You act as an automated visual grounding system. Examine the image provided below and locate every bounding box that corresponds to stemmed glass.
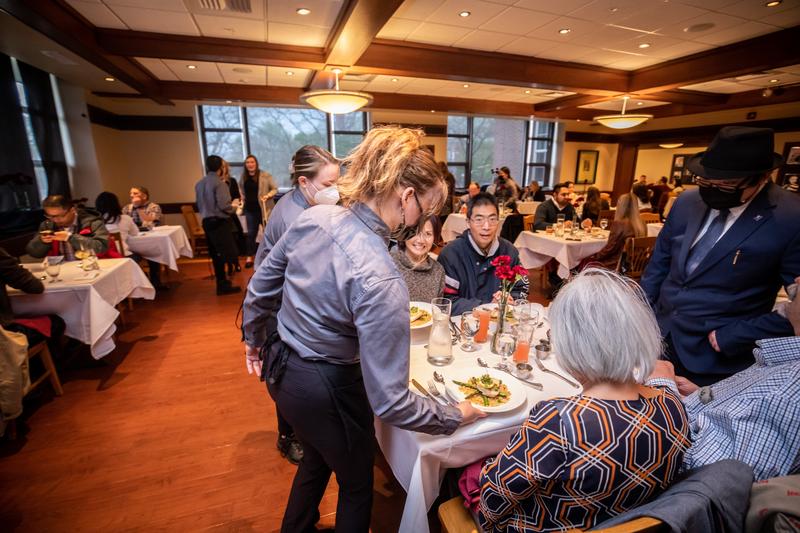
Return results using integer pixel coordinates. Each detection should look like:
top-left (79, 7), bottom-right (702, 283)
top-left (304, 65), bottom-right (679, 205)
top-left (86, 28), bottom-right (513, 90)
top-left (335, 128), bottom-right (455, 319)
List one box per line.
top-left (496, 328), bottom-right (516, 371)
top-left (45, 256), bottom-right (63, 283)
top-left (460, 311), bottom-right (480, 352)
top-left (599, 218), bottom-right (609, 231)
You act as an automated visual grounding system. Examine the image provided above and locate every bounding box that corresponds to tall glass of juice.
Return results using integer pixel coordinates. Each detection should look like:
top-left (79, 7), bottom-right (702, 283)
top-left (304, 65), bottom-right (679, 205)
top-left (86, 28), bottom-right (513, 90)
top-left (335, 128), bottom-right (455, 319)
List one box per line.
top-left (473, 308), bottom-right (491, 343)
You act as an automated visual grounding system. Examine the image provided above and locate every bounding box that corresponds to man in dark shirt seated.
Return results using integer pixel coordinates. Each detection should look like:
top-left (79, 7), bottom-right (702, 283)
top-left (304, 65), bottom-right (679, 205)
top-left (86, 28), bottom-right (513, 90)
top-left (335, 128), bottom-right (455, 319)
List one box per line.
top-left (26, 195), bottom-right (109, 261)
top-left (437, 193), bottom-right (528, 315)
top-left (533, 182), bottom-right (576, 230)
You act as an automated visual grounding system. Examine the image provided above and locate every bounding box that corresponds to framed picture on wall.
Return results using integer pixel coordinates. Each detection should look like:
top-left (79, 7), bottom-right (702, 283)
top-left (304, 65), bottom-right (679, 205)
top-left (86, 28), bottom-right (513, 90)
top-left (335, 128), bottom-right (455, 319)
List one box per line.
top-left (575, 150), bottom-right (599, 184)
top-left (670, 153), bottom-right (695, 185)
top-left (777, 141), bottom-right (800, 194)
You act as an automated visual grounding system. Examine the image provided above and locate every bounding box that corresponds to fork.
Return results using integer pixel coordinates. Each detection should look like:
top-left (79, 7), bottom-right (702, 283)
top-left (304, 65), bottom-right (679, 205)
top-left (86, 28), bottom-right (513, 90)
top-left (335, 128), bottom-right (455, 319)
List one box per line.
top-left (478, 357), bottom-right (543, 391)
top-left (427, 379), bottom-right (455, 406)
top-left (433, 371), bottom-right (461, 404)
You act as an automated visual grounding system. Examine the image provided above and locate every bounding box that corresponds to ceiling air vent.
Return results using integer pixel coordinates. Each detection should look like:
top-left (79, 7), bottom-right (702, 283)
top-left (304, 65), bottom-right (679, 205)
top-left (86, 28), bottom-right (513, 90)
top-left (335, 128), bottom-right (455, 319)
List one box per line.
top-left (196, 0), bottom-right (252, 13)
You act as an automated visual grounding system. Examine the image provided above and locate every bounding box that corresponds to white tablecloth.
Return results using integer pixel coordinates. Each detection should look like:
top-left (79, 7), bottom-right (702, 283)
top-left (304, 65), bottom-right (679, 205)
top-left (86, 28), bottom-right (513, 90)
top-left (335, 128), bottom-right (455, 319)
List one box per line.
top-left (9, 259), bottom-right (155, 358)
top-left (514, 230), bottom-right (609, 278)
top-left (442, 214), bottom-right (509, 242)
top-left (127, 225), bottom-right (193, 271)
top-left (376, 318), bottom-right (579, 533)
top-left (647, 223), bottom-right (664, 237)
top-left (516, 201), bottom-right (540, 215)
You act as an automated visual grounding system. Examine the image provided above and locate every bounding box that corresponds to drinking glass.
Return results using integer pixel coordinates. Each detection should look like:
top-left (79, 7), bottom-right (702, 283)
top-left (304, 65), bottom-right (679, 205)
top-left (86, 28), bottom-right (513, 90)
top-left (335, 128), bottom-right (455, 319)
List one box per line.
top-left (473, 308), bottom-right (491, 343)
top-left (556, 214), bottom-right (566, 225)
top-left (45, 255), bottom-right (63, 283)
top-left (600, 218), bottom-right (609, 231)
top-left (554, 222), bottom-right (564, 237)
top-left (513, 299), bottom-right (531, 323)
top-left (496, 330), bottom-right (516, 371)
top-left (513, 323), bottom-right (535, 364)
top-left (428, 298), bottom-right (453, 365)
top-left (460, 311), bottom-right (480, 352)
top-left (545, 224), bottom-right (554, 235)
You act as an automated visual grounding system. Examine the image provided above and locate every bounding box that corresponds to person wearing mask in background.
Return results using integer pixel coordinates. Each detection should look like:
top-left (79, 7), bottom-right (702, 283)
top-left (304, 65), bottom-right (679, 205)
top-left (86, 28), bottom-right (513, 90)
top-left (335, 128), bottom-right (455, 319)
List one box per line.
top-left (390, 214), bottom-right (446, 303)
top-left (458, 182), bottom-right (480, 213)
top-left (253, 145), bottom-right (339, 270)
top-left (243, 127), bottom-right (484, 532)
top-left (27, 195), bottom-right (109, 260)
top-left (249, 145), bottom-right (339, 465)
top-left (240, 154), bottom-right (278, 268)
top-left (195, 155), bottom-right (240, 296)
top-left (438, 192), bottom-right (528, 315)
top-left (579, 194), bottom-right (645, 271)
top-left (123, 186), bottom-right (162, 230)
top-left (580, 186), bottom-right (609, 226)
top-left (219, 160), bottom-right (244, 276)
top-left (642, 126), bottom-right (800, 385)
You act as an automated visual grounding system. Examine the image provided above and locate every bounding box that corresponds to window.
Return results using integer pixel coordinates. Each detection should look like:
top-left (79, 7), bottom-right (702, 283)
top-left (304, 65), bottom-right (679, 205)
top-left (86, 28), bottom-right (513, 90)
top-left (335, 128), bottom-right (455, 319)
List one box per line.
top-left (446, 115), bottom-right (470, 187)
top-left (471, 117), bottom-right (526, 186)
top-left (524, 120), bottom-right (554, 187)
top-left (198, 105), bottom-right (362, 189)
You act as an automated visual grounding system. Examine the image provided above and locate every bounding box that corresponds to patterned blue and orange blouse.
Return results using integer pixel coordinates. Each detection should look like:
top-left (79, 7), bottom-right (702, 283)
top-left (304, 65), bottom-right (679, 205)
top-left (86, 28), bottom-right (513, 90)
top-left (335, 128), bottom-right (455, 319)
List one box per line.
top-left (478, 386), bottom-right (690, 533)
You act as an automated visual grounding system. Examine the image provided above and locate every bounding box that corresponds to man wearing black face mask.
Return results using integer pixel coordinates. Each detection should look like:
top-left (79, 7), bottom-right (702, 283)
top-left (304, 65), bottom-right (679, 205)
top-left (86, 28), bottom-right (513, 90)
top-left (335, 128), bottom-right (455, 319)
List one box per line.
top-left (642, 126), bottom-right (800, 385)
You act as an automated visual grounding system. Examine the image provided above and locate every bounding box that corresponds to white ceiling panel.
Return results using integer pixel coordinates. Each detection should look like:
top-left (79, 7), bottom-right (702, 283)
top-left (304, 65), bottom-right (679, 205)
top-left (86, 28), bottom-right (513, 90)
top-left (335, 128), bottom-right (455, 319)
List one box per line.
top-left (66, 1), bottom-right (127, 29)
top-left (161, 59), bottom-right (223, 82)
top-left (452, 29), bottom-right (518, 51)
top-left (217, 63), bottom-right (267, 85)
top-left (394, 0), bottom-right (443, 21)
top-left (107, 6), bottom-right (200, 35)
top-left (737, 73), bottom-right (800, 87)
top-left (134, 57), bottom-right (179, 80)
top-left (498, 36), bottom-right (556, 56)
top-left (673, 0), bottom-right (739, 10)
top-left (339, 80), bottom-right (369, 91)
top-left (578, 48), bottom-right (644, 67)
top-left (266, 66), bottom-right (313, 87)
top-left (647, 40), bottom-right (713, 60)
top-left (104, 0), bottom-right (188, 11)
top-left (723, 0), bottom-right (800, 20)
top-left (406, 22), bottom-right (472, 45)
top-left (606, 55), bottom-right (664, 70)
top-left (193, 14), bottom-right (266, 41)
top-left (760, 5), bottom-right (800, 27)
top-left (680, 80), bottom-right (754, 93)
top-left (527, 16), bottom-right (599, 43)
top-left (615, 2), bottom-right (706, 33)
top-left (364, 75), bottom-right (415, 92)
top-left (777, 64), bottom-right (800, 75)
top-left (567, 0), bottom-right (642, 25)
top-left (266, 0), bottom-right (344, 27)
top-left (536, 42), bottom-right (594, 62)
top-left (267, 22), bottom-right (330, 46)
top-left (481, 7), bottom-right (557, 36)
top-left (512, 0), bottom-right (594, 16)
top-left (376, 18), bottom-right (420, 40)
top-left (567, 23), bottom-right (647, 48)
top-left (692, 20), bottom-right (777, 46)
top-left (656, 11), bottom-right (746, 40)
top-left (426, 0), bottom-right (508, 28)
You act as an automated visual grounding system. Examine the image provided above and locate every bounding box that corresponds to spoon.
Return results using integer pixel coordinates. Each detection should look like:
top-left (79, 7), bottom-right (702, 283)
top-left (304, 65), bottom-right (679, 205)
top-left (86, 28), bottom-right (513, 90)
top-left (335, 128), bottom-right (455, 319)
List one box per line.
top-left (478, 357), bottom-right (543, 390)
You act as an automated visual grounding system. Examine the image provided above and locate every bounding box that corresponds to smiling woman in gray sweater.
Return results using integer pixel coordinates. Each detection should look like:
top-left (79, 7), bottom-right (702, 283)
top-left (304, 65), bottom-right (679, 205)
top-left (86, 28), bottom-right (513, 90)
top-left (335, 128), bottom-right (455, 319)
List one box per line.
top-left (390, 215), bottom-right (445, 303)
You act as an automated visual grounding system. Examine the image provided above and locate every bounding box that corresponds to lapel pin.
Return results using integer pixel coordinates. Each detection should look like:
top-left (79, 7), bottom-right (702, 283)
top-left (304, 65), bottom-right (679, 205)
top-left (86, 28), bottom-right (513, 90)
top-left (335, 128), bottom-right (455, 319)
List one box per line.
top-left (754, 215), bottom-right (763, 221)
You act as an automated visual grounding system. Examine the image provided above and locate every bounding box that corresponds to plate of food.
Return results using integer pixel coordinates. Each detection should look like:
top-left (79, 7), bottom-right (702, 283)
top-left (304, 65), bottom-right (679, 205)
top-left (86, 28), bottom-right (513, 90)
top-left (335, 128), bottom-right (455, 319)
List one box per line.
top-left (409, 301), bottom-right (433, 329)
top-left (446, 367), bottom-right (527, 413)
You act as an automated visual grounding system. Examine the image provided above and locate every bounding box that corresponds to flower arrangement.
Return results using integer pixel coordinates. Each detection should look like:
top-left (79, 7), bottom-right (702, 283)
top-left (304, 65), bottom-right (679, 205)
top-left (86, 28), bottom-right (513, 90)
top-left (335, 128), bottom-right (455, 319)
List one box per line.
top-left (490, 255), bottom-right (527, 353)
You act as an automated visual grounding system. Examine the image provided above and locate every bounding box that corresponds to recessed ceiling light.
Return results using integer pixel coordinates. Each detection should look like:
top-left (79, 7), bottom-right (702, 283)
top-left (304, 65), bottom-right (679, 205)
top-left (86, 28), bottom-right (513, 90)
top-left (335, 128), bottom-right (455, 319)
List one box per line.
top-left (187, 64), bottom-right (197, 69)
top-left (296, 8), bottom-right (311, 15)
top-left (226, 100), bottom-right (232, 104)
top-left (769, 78), bottom-right (779, 83)
top-left (576, 119), bottom-right (581, 122)
top-left (430, 109), bottom-right (435, 113)
top-left (391, 78), bottom-right (398, 82)
top-left (459, 11), bottom-right (471, 17)
top-left (524, 90), bottom-right (531, 94)
top-left (638, 43), bottom-right (651, 49)
top-left (104, 76), bottom-right (115, 82)
top-left (286, 71), bottom-right (294, 76)
top-left (463, 83), bottom-right (469, 88)
top-left (637, 101), bottom-right (644, 105)
top-left (609, 7), bottom-right (619, 12)
top-left (558, 28), bottom-right (571, 34)
top-left (765, 1), bottom-right (782, 7)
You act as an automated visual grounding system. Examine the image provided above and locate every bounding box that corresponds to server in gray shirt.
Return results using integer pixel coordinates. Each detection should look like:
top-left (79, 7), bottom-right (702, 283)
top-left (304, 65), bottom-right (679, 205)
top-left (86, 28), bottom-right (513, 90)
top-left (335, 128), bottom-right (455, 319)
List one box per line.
top-left (243, 127), bottom-right (484, 533)
top-left (194, 155), bottom-right (240, 295)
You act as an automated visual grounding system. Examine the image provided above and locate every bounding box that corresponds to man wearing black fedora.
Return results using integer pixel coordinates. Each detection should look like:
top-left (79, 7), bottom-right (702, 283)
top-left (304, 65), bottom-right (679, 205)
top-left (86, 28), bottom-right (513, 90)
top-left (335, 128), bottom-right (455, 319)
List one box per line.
top-left (642, 126), bottom-right (800, 385)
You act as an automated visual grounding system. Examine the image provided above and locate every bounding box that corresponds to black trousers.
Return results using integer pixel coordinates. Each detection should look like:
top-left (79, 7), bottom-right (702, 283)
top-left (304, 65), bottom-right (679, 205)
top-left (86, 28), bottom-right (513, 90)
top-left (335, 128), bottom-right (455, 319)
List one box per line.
top-left (267, 345), bottom-right (374, 533)
top-left (243, 209), bottom-right (262, 257)
top-left (202, 217), bottom-right (238, 285)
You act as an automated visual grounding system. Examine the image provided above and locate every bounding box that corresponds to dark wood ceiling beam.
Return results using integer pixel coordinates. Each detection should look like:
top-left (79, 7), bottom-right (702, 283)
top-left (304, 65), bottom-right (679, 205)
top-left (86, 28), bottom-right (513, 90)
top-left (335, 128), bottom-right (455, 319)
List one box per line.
top-left (633, 89), bottom-right (728, 106)
top-left (630, 25), bottom-right (800, 93)
top-left (0, 0), bottom-right (170, 104)
top-left (353, 39), bottom-right (628, 95)
top-left (96, 29), bottom-right (326, 69)
top-left (157, 81), bottom-right (304, 103)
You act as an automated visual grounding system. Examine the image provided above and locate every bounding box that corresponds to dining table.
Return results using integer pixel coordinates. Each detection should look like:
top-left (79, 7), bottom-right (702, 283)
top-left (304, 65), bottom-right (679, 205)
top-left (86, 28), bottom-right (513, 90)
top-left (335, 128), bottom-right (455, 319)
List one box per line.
top-left (647, 222), bottom-right (664, 237)
top-left (375, 311), bottom-right (579, 533)
top-left (441, 213), bottom-right (509, 242)
top-left (9, 258), bottom-right (155, 358)
top-left (516, 201), bottom-right (540, 215)
top-left (514, 230), bottom-right (609, 278)
top-left (126, 225), bottom-right (193, 271)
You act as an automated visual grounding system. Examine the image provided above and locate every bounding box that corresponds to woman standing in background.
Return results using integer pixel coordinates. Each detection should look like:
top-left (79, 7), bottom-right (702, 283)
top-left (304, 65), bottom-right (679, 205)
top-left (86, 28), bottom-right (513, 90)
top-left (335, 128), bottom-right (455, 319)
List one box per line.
top-left (240, 154), bottom-right (277, 269)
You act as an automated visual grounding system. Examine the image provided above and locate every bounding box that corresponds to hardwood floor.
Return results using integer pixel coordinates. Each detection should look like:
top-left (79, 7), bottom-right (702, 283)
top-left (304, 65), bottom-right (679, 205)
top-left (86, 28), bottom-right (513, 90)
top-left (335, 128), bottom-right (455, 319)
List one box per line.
top-left (1, 259), bottom-right (549, 532)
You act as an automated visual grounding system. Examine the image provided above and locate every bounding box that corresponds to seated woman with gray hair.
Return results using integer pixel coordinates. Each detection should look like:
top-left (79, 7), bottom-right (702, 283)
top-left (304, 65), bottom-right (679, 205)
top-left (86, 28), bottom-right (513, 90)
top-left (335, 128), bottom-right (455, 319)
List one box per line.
top-left (478, 268), bottom-right (690, 533)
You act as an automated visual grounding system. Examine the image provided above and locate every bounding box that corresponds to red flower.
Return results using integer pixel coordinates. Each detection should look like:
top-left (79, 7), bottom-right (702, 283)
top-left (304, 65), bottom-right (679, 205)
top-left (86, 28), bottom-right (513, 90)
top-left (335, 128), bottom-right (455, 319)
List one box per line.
top-left (491, 255), bottom-right (511, 268)
top-left (495, 265), bottom-right (514, 281)
top-left (512, 265), bottom-right (528, 278)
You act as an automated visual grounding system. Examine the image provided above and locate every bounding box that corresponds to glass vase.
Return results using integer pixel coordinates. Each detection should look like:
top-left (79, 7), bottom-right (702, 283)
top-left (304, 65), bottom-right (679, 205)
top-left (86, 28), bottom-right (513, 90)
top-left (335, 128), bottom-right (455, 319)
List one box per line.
top-left (490, 297), bottom-right (509, 354)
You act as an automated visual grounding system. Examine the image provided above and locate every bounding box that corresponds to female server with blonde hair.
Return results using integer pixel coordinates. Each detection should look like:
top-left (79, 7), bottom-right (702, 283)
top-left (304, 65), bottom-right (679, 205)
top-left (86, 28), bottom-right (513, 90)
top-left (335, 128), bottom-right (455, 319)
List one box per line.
top-left (243, 127), bottom-right (484, 532)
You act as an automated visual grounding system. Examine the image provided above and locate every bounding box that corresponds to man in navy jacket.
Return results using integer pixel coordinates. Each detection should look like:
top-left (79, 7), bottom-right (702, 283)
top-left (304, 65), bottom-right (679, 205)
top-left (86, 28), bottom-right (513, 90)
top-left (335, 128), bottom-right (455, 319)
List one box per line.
top-left (438, 192), bottom-right (528, 315)
top-left (642, 127), bottom-right (800, 385)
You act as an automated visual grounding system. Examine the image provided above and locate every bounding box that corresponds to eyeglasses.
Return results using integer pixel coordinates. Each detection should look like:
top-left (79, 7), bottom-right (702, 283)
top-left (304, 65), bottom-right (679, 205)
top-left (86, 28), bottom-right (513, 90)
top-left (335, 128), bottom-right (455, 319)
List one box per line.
top-left (44, 210), bottom-right (72, 220)
top-left (470, 215), bottom-right (500, 226)
top-left (693, 175), bottom-right (749, 193)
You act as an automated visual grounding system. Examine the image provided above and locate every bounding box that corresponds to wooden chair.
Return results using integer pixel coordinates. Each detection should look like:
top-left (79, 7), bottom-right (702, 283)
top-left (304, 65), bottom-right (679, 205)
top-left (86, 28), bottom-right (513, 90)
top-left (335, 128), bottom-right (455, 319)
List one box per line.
top-left (438, 496), bottom-right (665, 533)
top-left (523, 215), bottom-right (535, 232)
top-left (25, 341), bottom-right (64, 397)
top-left (108, 231), bottom-right (124, 256)
top-left (640, 213), bottom-right (660, 224)
top-left (599, 209), bottom-right (615, 223)
top-left (181, 205), bottom-right (208, 255)
top-left (617, 236), bottom-right (658, 281)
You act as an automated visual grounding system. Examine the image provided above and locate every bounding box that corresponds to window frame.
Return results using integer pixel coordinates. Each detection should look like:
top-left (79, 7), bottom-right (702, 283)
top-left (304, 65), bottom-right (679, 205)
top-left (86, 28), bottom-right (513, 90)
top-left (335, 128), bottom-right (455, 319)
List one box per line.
top-left (523, 120), bottom-right (554, 188)
top-left (446, 115), bottom-right (472, 188)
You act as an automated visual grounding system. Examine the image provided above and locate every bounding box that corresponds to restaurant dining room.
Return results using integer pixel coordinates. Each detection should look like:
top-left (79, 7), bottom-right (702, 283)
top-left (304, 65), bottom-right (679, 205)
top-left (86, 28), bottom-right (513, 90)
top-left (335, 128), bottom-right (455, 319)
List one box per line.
top-left (2, 0), bottom-right (800, 532)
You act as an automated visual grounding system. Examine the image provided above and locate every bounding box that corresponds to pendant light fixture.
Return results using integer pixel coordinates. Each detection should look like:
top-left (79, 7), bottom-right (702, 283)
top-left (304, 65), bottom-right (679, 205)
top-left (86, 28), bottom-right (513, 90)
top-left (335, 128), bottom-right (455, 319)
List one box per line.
top-left (299, 69), bottom-right (373, 114)
top-left (594, 96), bottom-right (653, 129)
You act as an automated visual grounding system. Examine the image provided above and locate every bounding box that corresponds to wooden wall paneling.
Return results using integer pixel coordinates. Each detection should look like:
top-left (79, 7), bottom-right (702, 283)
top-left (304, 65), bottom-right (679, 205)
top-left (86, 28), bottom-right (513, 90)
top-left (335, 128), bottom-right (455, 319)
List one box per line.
top-left (612, 142), bottom-right (639, 201)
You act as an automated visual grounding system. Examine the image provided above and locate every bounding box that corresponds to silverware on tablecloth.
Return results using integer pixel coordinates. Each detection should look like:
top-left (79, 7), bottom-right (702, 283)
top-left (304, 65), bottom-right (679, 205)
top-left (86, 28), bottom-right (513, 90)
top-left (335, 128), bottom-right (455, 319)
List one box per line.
top-left (427, 379), bottom-right (454, 406)
top-left (478, 357), bottom-right (543, 391)
top-left (432, 371), bottom-right (461, 404)
top-left (411, 378), bottom-right (434, 400)
top-left (532, 347), bottom-right (580, 388)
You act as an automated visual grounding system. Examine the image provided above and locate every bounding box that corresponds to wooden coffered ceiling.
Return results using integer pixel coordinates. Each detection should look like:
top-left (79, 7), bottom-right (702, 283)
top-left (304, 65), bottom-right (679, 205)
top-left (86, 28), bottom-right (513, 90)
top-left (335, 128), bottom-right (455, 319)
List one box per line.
top-left (1, 0), bottom-right (799, 123)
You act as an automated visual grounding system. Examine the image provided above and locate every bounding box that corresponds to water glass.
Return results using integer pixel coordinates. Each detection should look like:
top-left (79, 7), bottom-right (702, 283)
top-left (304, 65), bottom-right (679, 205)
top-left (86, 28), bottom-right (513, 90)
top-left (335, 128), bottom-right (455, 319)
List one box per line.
top-left (45, 255), bottom-right (63, 283)
top-left (600, 218), bottom-right (609, 231)
top-left (496, 328), bottom-right (516, 371)
top-left (428, 298), bottom-right (453, 366)
top-left (460, 311), bottom-right (480, 352)
top-left (556, 214), bottom-right (566, 225)
top-left (513, 299), bottom-right (531, 322)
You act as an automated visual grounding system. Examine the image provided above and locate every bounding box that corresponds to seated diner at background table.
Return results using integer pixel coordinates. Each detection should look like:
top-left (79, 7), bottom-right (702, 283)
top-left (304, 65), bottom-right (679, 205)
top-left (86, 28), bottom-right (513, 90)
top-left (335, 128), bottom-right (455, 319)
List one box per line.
top-left (122, 185), bottom-right (161, 229)
top-left (478, 268), bottom-right (689, 533)
top-left (578, 193), bottom-right (645, 271)
top-left (242, 126), bottom-right (485, 532)
top-left (532, 182), bottom-right (576, 231)
top-left (26, 195), bottom-right (110, 260)
top-left (438, 192), bottom-right (528, 315)
top-left (579, 186), bottom-right (610, 226)
top-left (520, 180), bottom-right (545, 202)
top-left (632, 182), bottom-right (654, 212)
top-left (457, 181), bottom-right (481, 213)
top-left (95, 191), bottom-right (167, 291)
top-left (390, 214), bottom-right (445, 303)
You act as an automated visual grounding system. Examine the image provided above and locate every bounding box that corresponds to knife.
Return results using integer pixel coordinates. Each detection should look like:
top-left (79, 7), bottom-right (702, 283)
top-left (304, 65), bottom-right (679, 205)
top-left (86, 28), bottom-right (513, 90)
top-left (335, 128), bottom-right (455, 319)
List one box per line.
top-left (494, 364), bottom-right (544, 391)
top-left (411, 378), bottom-right (434, 399)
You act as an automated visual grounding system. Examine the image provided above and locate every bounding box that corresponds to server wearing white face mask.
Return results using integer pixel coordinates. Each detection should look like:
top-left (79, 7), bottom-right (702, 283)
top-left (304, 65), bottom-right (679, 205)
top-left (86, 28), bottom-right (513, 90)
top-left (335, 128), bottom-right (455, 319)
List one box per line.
top-left (253, 146), bottom-right (340, 270)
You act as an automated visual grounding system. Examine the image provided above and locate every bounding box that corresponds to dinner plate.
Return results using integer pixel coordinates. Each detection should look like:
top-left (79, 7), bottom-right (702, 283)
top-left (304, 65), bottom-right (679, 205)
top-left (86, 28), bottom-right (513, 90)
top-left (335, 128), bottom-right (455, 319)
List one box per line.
top-left (409, 301), bottom-right (433, 329)
top-left (443, 367), bottom-right (527, 414)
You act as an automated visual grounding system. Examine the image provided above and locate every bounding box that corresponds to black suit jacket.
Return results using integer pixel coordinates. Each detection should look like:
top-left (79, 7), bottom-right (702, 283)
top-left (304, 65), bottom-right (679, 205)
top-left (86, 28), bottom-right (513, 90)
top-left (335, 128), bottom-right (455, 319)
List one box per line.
top-left (0, 247), bottom-right (44, 326)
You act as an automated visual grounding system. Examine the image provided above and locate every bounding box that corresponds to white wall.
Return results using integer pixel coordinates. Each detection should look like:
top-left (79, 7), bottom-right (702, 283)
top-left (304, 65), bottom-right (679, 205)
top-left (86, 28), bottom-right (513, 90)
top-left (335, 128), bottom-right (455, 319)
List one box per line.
top-left (57, 81), bottom-right (105, 202)
top-left (635, 146), bottom-right (706, 184)
top-left (559, 142), bottom-right (619, 192)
